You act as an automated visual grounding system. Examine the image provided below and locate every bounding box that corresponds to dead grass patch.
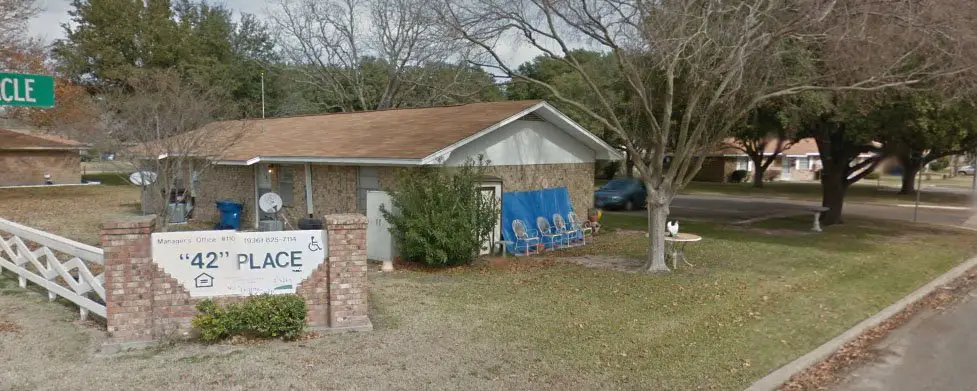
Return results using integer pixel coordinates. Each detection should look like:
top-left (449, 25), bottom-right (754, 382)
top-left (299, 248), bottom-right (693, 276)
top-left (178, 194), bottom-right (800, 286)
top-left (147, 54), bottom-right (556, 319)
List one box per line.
top-left (0, 319), bottom-right (21, 333)
top-left (0, 185), bottom-right (141, 245)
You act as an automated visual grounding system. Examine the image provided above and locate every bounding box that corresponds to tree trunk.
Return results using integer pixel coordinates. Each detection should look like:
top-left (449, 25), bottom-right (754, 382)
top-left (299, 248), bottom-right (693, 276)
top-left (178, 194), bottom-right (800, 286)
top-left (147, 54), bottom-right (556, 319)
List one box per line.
top-left (899, 163), bottom-right (921, 195)
top-left (752, 168), bottom-right (765, 188)
top-left (820, 169), bottom-right (847, 225)
top-left (645, 197), bottom-right (670, 273)
top-left (625, 152), bottom-right (634, 178)
top-left (749, 154), bottom-right (766, 188)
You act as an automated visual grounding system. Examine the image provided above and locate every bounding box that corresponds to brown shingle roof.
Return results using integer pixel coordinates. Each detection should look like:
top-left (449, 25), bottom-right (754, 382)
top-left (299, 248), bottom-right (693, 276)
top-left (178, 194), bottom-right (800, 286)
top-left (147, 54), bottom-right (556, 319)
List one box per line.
top-left (0, 128), bottom-right (85, 150)
top-left (174, 100), bottom-right (543, 161)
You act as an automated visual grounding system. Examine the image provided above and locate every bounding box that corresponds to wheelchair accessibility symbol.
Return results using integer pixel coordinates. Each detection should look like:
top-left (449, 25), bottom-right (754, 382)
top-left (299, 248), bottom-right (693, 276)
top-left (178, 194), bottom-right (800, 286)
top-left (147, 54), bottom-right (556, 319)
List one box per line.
top-left (308, 236), bottom-right (323, 252)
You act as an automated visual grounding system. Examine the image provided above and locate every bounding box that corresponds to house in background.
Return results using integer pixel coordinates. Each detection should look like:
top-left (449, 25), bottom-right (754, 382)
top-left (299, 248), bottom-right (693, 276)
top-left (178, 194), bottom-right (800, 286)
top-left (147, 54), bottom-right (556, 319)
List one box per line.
top-left (0, 128), bottom-right (86, 186)
top-left (135, 100), bottom-right (622, 230)
top-left (695, 138), bottom-right (881, 183)
top-left (695, 138), bottom-right (821, 182)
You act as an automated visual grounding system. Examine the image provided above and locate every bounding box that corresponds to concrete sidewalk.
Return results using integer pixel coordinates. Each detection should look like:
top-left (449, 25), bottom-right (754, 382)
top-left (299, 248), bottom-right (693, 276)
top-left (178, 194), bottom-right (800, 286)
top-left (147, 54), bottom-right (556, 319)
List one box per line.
top-left (833, 288), bottom-right (977, 391)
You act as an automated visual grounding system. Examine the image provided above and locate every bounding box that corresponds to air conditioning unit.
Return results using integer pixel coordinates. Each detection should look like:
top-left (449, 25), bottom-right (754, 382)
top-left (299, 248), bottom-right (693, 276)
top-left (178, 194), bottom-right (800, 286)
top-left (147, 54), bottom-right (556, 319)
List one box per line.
top-left (167, 203), bottom-right (188, 224)
top-left (258, 220), bottom-right (283, 232)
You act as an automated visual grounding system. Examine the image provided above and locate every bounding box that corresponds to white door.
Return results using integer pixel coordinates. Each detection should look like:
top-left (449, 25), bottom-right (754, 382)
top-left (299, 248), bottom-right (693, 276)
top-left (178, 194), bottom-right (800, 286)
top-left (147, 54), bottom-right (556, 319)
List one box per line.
top-left (366, 190), bottom-right (397, 261)
top-left (781, 157), bottom-right (796, 180)
top-left (479, 181), bottom-right (503, 255)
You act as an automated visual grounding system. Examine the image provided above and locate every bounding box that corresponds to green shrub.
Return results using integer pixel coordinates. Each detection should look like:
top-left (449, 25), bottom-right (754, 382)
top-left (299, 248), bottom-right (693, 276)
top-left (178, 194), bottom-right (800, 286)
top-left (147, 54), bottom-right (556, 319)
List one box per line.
top-left (382, 157), bottom-right (500, 266)
top-left (728, 170), bottom-right (749, 183)
top-left (192, 294), bottom-right (306, 342)
top-left (929, 157), bottom-right (950, 172)
top-left (193, 299), bottom-right (232, 342)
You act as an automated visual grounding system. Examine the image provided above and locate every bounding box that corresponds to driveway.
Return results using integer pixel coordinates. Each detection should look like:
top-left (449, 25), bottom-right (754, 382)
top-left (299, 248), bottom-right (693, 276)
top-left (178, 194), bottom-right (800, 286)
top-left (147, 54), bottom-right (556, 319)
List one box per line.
top-left (607, 194), bottom-right (974, 227)
top-left (832, 288), bottom-right (977, 391)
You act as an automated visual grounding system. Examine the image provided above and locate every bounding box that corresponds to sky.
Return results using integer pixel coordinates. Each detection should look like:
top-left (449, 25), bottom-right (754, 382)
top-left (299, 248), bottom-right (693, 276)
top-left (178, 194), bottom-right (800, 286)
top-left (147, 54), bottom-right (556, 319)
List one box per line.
top-left (29, 0), bottom-right (268, 42)
top-left (27, 0), bottom-right (541, 67)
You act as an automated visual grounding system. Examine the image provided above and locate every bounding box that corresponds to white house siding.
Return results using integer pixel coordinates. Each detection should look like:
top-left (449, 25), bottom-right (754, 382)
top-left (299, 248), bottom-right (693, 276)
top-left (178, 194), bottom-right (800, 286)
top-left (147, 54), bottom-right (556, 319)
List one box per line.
top-left (443, 119), bottom-right (597, 166)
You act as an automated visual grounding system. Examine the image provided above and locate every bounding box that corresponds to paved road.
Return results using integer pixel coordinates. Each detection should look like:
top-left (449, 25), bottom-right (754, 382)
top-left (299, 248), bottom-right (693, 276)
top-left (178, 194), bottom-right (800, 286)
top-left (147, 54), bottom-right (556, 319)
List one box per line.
top-left (833, 289), bottom-right (977, 391)
top-left (609, 194), bottom-right (974, 227)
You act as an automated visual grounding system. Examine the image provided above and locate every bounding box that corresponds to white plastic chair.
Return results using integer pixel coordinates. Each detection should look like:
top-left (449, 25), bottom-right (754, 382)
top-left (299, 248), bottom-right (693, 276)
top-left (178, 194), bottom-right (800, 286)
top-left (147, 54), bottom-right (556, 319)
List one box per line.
top-left (552, 213), bottom-right (579, 246)
top-left (536, 216), bottom-right (565, 249)
top-left (567, 211), bottom-right (592, 244)
top-left (510, 219), bottom-right (540, 256)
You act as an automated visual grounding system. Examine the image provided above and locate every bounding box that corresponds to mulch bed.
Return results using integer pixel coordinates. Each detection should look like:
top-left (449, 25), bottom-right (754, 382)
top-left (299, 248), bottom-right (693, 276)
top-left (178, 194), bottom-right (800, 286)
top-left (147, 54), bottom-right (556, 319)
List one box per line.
top-left (778, 266), bottom-right (977, 390)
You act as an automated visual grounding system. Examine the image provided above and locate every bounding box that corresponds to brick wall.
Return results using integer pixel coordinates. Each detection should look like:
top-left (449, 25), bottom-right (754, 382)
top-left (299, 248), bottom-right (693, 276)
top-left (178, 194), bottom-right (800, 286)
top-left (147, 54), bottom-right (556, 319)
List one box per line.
top-left (788, 169), bottom-right (816, 181)
top-left (323, 214), bottom-right (370, 329)
top-left (309, 165), bottom-right (358, 215)
top-left (482, 163), bottom-right (595, 213)
top-left (101, 214), bottom-right (372, 347)
top-left (0, 150), bottom-right (81, 186)
top-left (193, 165), bottom-right (256, 227)
top-left (191, 162), bottom-right (597, 225)
top-left (102, 216), bottom-right (157, 343)
top-left (693, 157), bottom-right (732, 182)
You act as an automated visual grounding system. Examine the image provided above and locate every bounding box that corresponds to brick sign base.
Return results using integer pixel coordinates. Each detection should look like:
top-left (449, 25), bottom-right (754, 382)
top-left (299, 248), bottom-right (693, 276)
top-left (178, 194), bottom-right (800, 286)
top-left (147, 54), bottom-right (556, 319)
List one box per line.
top-left (100, 214), bottom-right (372, 349)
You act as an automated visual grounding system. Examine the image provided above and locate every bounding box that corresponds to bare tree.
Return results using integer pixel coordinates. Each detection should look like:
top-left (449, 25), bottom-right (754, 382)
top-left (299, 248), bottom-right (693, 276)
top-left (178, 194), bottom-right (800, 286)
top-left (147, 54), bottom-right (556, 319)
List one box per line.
top-left (106, 69), bottom-right (251, 230)
top-left (441, 0), bottom-right (977, 271)
top-left (0, 0), bottom-right (38, 51)
top-left (269, 0), bottom-right (478, 111)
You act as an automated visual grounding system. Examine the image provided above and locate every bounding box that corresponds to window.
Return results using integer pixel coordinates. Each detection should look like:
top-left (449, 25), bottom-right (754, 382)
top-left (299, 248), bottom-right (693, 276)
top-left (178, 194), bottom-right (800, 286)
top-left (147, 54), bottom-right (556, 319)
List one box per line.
top-left (735, 156), bottom-right (751, 170)
top-left (357, 167), bottom-right (380, 214)
top-left (797, 157), bottom-right (810, 170)
top-left (279, 167), bottom-right (294, 207)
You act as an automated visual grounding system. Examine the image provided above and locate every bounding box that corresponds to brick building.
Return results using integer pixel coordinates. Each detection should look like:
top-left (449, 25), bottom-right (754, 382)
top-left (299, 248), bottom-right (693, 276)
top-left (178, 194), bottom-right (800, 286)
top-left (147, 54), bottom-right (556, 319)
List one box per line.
top-left (133, 100), bottom-right (621, 231)
top-left (0, 128), bottom-right (85, 186)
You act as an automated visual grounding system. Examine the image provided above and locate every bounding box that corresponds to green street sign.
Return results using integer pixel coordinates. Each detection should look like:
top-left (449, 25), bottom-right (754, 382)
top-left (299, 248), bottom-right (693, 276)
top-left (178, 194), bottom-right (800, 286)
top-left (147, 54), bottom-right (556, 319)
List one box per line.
top-left (0, 72), bottom-right (55, 108)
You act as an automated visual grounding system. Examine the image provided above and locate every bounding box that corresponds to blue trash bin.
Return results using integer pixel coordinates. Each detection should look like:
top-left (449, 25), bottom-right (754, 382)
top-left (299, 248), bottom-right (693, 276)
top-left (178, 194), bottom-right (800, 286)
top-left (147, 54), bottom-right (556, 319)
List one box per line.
top-left (215, 199), bottom-right (244, 230)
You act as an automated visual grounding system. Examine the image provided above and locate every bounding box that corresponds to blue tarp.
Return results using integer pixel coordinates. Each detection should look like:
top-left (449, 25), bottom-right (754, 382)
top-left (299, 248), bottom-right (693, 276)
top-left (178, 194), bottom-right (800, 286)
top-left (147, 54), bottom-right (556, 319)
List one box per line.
top-left (501, 187), bottom-right (574, 252)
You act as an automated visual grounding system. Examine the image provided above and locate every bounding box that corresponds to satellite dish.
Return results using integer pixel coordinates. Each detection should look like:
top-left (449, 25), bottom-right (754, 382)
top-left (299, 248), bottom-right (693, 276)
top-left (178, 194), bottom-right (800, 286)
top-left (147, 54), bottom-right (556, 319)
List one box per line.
top-left (259, 192), bottom-right (283, 213)
top-left (128, 171), bottom-right (158, 186)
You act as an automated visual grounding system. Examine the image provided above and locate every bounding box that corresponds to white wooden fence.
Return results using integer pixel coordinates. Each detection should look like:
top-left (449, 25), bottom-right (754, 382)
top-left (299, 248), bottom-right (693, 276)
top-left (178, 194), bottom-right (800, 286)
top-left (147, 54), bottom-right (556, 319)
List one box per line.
top-left (0, 218), bottom-right (106, 320)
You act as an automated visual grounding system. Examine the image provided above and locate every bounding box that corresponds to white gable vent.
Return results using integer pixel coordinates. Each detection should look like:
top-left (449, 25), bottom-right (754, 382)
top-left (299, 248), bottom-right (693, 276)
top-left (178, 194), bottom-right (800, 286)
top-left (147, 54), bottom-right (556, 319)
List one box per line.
top-left (519, 112), bottom-right (545, 122)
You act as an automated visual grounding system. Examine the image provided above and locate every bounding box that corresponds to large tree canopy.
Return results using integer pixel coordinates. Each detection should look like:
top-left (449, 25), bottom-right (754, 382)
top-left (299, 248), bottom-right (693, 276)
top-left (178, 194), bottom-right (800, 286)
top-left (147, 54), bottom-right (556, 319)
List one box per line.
top-left (871, 92), bottom-right (977, 193)
top-left (507, 51), bottom-right (629, 158)
top-left (53, 0), bottom-right (279, 118)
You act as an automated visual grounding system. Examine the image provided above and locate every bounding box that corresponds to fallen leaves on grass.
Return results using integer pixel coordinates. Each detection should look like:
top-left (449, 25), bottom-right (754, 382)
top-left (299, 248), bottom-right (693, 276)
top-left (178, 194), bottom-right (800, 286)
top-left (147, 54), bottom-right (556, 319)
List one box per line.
top-left (0, 319), bottom-right (22, 334)
top-left (475, 257), bottom-right (558, 273)
top-left (779, 268), bottom-right (977, 391)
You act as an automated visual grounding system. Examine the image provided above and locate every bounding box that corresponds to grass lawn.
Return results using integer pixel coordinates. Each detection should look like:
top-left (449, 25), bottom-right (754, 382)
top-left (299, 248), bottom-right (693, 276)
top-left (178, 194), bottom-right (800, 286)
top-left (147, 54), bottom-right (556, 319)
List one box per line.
top-left (0, 185), bottom-right (141, 244)
top-left (367, 214), bottom-right (977, 389)
top-left (2, 186), bottom-right (976, 389)
top-left (81, 172), bottom-right (135, 186)
top-left (81, 160), bottom-right (136, 174)
top-left (682, 180), bottom-right (972, 206)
